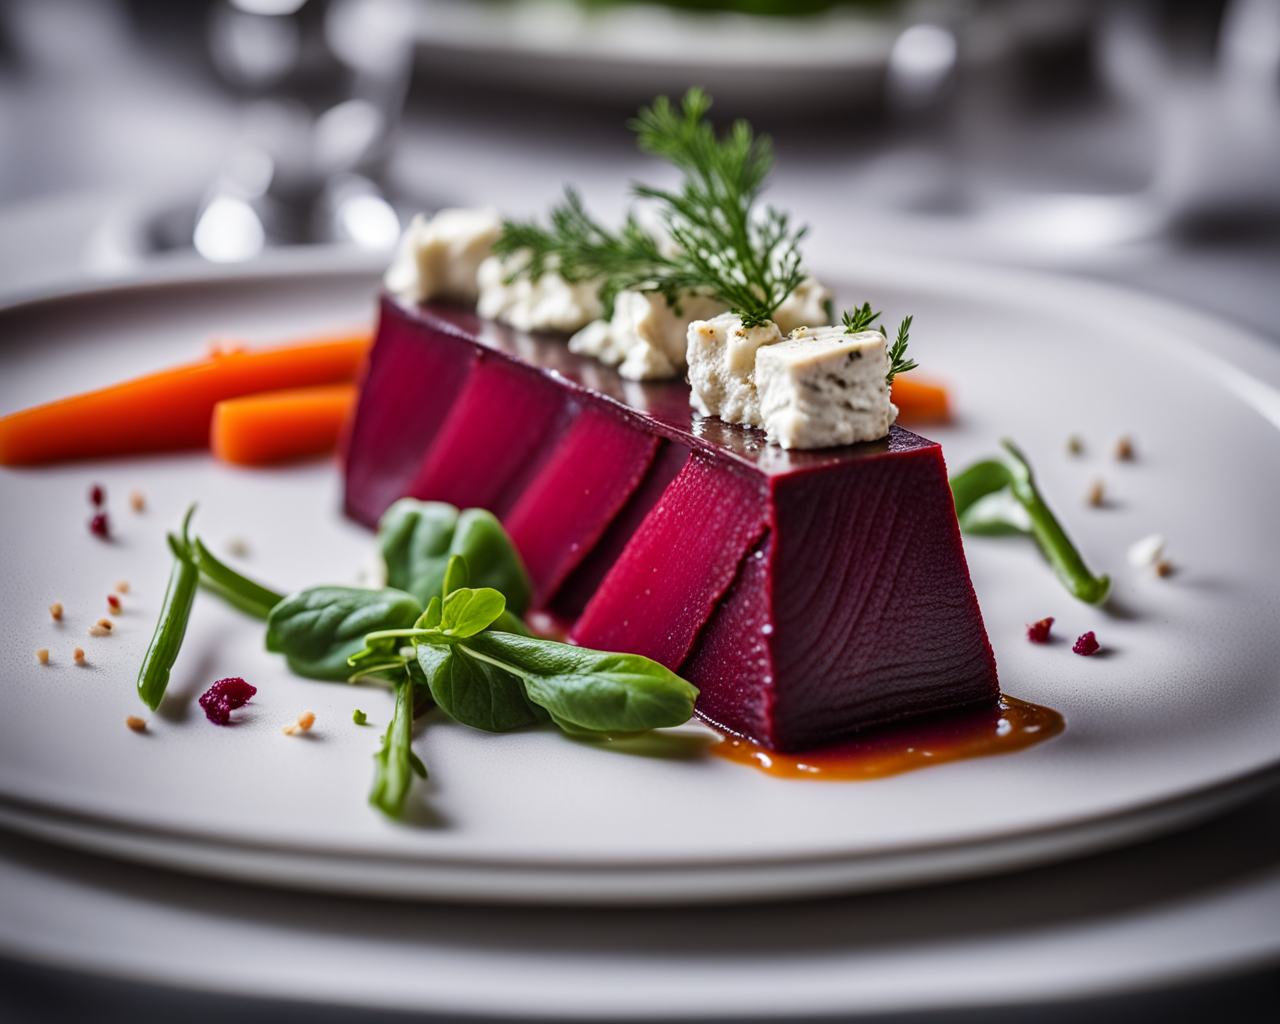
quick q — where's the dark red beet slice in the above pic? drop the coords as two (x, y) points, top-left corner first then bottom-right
(504, 407), (660, 607)
(405, 353), (572, 517)
(549, 440), (690, 622)
(570, 454), (768, 670)
(346, 298), (1000, 750)
(343, 300), (474, 526)
(685, 440), (1000, 751)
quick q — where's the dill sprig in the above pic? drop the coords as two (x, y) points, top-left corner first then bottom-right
(840, 302), (881, 334)
(841, 304), (918, 383)
(629, 88), (806, 328)
(492, 188), (670, 318)
(886, 314), (917, 384)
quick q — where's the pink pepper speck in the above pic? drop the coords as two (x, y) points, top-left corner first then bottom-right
(89, 512), (109, 539)
(199, 677), (257, 725)
(1073, 631), (1100, 656)
(1027, 617), (1054, 643)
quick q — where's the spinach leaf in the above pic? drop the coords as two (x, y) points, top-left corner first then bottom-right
(266, 586), (422, 680)
(377, 500), (457, 606)
(460, 632), (699, 734)
(415, 643), (545, 733)
(376, 500), (531, 615)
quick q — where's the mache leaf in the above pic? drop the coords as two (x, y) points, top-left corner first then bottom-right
(266, 586), (422, 680)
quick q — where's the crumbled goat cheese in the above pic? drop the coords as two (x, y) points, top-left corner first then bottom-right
(570, 289), (729, 380)
(476, 254), (604, 334)
(755, 327), (897, 449)
(384, 208), (503, 304)
(686, 313), (784, 426)
(772, 277), (835, 335)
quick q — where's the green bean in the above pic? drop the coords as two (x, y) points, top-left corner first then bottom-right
(137, 505), (200, 710)
(190, 537), (283, 620)
(1001, 440), (1112, 606)
(368, 673), (426, 818)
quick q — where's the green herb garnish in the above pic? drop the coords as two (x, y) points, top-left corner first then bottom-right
(951, 440), (1111, 605)
(494, 88), (806, 328)
(840, 304), (917, 384)
(352, 709), (368, 725)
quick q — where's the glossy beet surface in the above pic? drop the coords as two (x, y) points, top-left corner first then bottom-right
(344, 297), (999, 751)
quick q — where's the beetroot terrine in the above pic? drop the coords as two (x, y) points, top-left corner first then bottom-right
(344, 295), (999, 752)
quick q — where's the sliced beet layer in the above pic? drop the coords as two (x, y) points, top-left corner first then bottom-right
(504, 407), (660, 608)
(345, 298), (1000, 750)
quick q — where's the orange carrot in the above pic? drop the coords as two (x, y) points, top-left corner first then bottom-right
(891, 374), (950, 424)
(211, 384), (358, 466)
(0, 333), (370, 466)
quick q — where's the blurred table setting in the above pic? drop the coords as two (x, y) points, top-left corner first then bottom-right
(0, 0), (1278, 1020)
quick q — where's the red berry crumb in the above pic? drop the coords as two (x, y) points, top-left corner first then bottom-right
(199, 677), (258, 725)
(107, 594), (122, 613)
(89, 484), (105, 507)
(1073, 631), (1100, 656)
(89, 512), (110, 539)
(1027, 617), (1054, 643)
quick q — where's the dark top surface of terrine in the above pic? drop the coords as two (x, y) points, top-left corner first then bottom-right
(397, 297), (934, 477)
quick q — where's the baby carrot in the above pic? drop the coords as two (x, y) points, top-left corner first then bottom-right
(211, 383), (358, 466)
(0, 332), (370, 466)
(890, 373), (950, 423)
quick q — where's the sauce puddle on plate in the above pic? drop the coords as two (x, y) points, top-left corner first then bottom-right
(711, 695), (1063, 780)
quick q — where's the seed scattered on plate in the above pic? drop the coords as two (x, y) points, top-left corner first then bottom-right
(107, 594), (122, 613)
(49, 601), (63, 622)
(1086, 479), (1105, 507)
(36, 648), (49, 665)
(89, 512), (110, 539)
(129, 490), (145, 512)
(226, 537), (250, 558)
(125, 716), (147, 732)
(1156, 559), (1174, 577)
(1066, 435), (1083, 455)
(115, 580), (130, 593)
(1114, 436), (1134, 460)
(88, 618), (114, 636)
(73, 647), (86, 665)
(89, 483), (105, 507)
(283, 711), (316, 736)
(1127, 533), (1165, 567)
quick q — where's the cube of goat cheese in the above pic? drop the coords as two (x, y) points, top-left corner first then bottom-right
(772, 276), (835, 335)
(476, 254), (604, 333)
(756, 327), (897, 449)
(687, 313), (783, 426)
(384, 208), (502, 304)
(571, 289), (729, 381)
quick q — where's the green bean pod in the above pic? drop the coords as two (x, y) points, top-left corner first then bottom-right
(1001, 440), (1112, 606)
(137, 509), (200, 710)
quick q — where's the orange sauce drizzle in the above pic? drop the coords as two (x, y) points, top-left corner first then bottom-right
(711, 695), (1063, 780)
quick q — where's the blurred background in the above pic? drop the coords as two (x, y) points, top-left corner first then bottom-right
(0, 0), (1278, 340)
(0, 1), (1278, 1020)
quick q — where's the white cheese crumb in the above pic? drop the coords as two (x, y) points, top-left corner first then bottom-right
(686, 313), (783, 426)
(1127, 534), (1165, 568)
(476, 254), (604, 334)
(772, 276), (835, 335)
(571, 289), (729, 381)
(755, 327), (897, 449)
(384, 208), (502, 304)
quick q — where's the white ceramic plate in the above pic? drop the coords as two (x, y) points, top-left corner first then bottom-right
(2, 256), (1279, 904)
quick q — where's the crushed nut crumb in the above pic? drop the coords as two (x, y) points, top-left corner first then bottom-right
(1127, 533), (1165, 568)
(125, 716), (147, 732)
(282, 723), (299, 735)
(1115, 436), (1134, 460)
(226, 537), (249, 558)
(107, 594), (122, 613)
(1086, 479), (1105, 507)
(129, 490), (145, 512)
(1066, 435), (1083, 455)
(49, 602), (63, 622)
(1156, 559), (1174, 577)
(115, 580), (130, 593)
(73, 647), (86, 665)
(36, 648), (49, 665)
(88, 619), (114, 636)
(296, 711), (315, 731)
